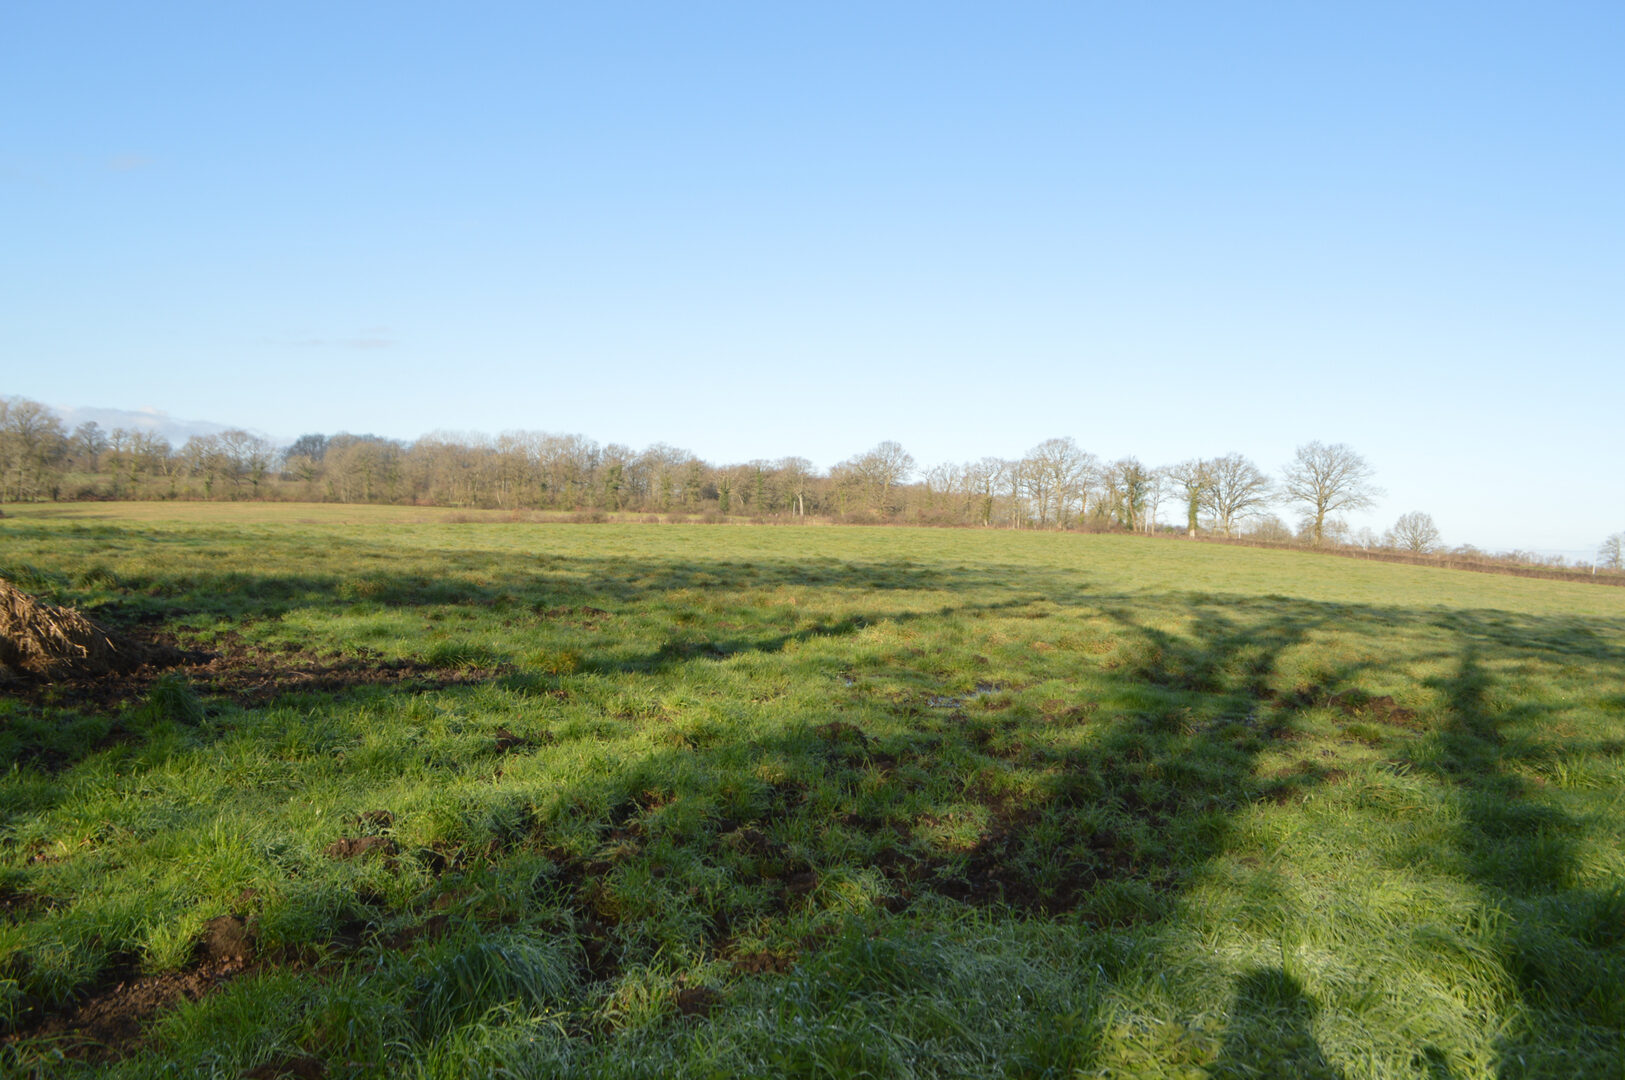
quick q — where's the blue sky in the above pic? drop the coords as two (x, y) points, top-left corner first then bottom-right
(3, 3), (1621, 553)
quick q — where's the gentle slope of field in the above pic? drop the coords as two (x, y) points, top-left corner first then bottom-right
(2, 504), (1622, 1078)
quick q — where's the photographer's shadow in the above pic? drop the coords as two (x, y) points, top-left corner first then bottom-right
(1211, 967), (1346, 1080)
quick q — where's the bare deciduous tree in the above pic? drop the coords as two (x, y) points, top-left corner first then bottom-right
(1600, 533), (1625, 571)
(217, 429), (275, 496)
(1022, 437), (1095, 527)
(1105, 457), (1156, 531)
(1165, 459), (1210, 537)
(633, 443), (692, 513)
(282, 433), (329, 485)
(325, 435), (402, 503)
(0, 397), (68, 502)
(1196, 456), (1264, 536)
(72, 421), (109, 472)
(1001, 458), (1026, 528)
(1198, 453), (1272, 537)
(1385, 511), (1442, 553)
(1351, 526), (1382, 549)
(1142, 466), (1167, 533)
(843, 441), (916, 518)
(180, 434), (226, 498)
(919, 462), (959, 520)
(775, 457), (815, 518)
(1282, 441), (1382, 545)
(963, 457), (1003, 527)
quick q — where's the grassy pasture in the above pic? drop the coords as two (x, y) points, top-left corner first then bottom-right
(1, 503), (1623, 1078)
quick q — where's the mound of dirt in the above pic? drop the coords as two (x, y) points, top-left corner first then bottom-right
(324, 836), (397, 860)
(0, 578), (181, 680)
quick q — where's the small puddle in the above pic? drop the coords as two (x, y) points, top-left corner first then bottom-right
(927, 683), (1003, 709)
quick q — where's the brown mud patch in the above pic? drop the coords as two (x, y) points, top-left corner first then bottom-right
(1, 579), (184, 680)
(323, 836), (398, 861)
(12, 964), (242, 1062)
(8, 872), (554, 1063)
(673, 985), (721, 1017)
(199, 915), (255, 966)
(242, 1052), (327, 1079)
(730, 950), (797, 976)
(1328, 690), (1418, 727)
(1281, 684), (1419, 728)
(4, 626), (500, 715)
(4, 920), (258, 1065)
(493, 725), (555, 754)
(866, 807), (1140, 917)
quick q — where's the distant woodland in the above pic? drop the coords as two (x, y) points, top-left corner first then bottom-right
(3, 395), (1621, 577)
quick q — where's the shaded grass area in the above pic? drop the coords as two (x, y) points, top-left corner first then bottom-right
(0, 509), (1622, 1077)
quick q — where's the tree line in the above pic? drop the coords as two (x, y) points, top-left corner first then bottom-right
(2, 394), (1619, 570)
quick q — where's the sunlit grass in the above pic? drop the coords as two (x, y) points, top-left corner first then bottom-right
(0, 504), (1621, 1077)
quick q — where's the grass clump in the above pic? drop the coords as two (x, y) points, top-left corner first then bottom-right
(413, 932), (577, 1036)
(422, 641), (502, 670)
(139, 673), (205, 726)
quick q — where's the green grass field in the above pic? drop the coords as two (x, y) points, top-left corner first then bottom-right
(2, 503), (1623, 1078)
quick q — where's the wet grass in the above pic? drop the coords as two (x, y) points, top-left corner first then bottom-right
(0, 504), (1622, 1077)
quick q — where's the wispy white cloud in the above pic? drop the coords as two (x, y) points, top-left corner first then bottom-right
(107, 153), (152, 172)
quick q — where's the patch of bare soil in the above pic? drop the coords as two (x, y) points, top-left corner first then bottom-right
(729, 950), (797, 975)
(1281, 684), (1419, 728)
(880, 808), (1131, 916)
(200, 915), (255, 965)
(673, 985), (721, 1017)
(323, 836), (398, 861)
(4, 625), (500, 714)
(4, 916), (257, 1064)
(14, 965), (238, 1061)
(177, 631), (503, 705)
(0, 579), (183, 680)
(242, 1052), (327, 1079)
(493, 725), (552, 754)
(1328, 690), (1419, 727)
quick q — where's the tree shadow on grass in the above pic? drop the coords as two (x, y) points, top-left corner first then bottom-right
(460, 593), (1371, 1074)
(1, 578), (1361, 1069)
(1407, 645), (1625, 1076)
(3, 539), (1623, 1072)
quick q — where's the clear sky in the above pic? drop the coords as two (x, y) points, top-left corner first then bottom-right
(4, 3), (1621, 554)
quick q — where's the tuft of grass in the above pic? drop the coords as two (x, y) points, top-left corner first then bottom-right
(141, 672), (206, 725)
(422, 641), (502, 670)
(414, 932), (577, 1036)
(529, 647), (580, 676)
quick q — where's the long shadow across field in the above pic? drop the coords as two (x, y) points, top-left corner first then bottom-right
(358, 589), (1362, 1073)
(1403, 644), (1625, 1076)
(3, 539), (1623, 1073)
